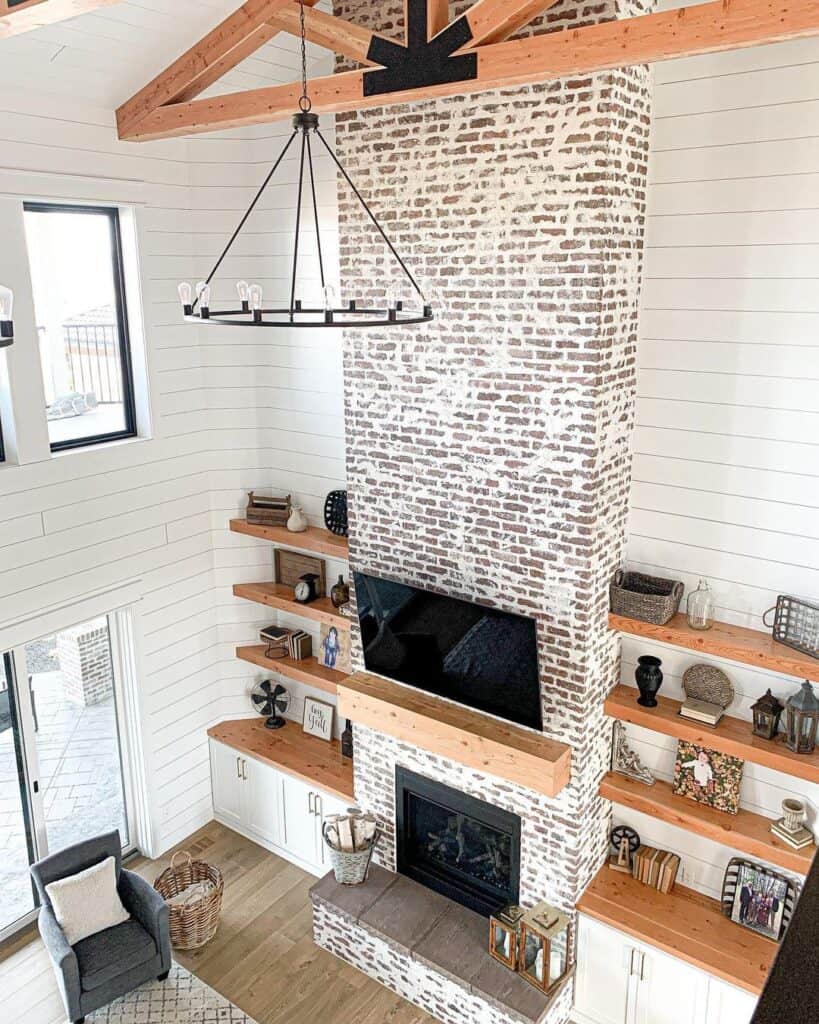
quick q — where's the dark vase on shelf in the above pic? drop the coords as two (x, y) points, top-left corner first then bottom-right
(341, 719), (354, 760)
(635, 656), (663, 708)
(331, 574), (350, 609)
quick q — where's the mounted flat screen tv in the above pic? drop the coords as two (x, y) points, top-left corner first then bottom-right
(354, 572), (542, 731)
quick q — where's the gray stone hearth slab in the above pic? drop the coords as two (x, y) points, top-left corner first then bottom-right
(311, 868), (564, 1024)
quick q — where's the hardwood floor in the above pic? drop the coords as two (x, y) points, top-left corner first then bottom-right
(0, 821), (436, 1023)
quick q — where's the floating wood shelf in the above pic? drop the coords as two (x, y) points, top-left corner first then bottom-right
(606, 685), (819, 784)
(230, 518), (349, 559)
(233, 582), (351, 630)
(337, 671), (571, 798)
(208, 717), (354, 801)
(610, 612), (819, 684)
(236, 644), (346, 695)
(606, 688), (818, 782)
(600, 772), (816, 876)
(577, 866), (775, 994)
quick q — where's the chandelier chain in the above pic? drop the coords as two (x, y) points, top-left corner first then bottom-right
(298, 0), (311, 112)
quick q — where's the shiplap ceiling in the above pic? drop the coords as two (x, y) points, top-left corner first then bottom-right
(0, 0), (323, 107)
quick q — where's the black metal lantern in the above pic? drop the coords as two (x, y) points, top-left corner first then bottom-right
(177, 0), (431, 331)
(751, 688), (785, 741)
(784, 681), (819, 754)
(0, 284), (13, 347)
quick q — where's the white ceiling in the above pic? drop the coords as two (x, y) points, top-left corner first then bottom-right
(0, 0), (331, 110)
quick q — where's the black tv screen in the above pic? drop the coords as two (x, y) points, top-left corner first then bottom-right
(354, 572), (542, 731)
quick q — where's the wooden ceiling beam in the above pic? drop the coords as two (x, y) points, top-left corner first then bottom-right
(463, 0), (560, 46)
(268, 4), (389, 67)
(424, 0), (449, 40)
(119, 0), (819, 143)
(115, 0), (317, 140)
(0, 0), (121, 38)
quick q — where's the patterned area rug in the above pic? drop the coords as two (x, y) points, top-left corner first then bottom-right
(87, 963), (258, 1022)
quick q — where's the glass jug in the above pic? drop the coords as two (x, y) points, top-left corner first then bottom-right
(686, 578), (714, 631)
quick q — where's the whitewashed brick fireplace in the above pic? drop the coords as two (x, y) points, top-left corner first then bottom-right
(314, 2), (653, 1020)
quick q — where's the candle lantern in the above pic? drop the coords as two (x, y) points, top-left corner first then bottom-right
(518, 902), (572, 995)
(751, 689), (785, 741)
(784, 681), (819, 754)
(489, 904), (525, 971)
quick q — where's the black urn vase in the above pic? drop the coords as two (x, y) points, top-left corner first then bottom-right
(635, 656), (663, 708)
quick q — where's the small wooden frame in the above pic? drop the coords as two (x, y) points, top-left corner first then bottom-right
(274, 548), (326, 594)
(303, 696), (334, 741)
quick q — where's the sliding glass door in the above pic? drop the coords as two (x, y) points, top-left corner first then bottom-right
(0, 615), (135, 940)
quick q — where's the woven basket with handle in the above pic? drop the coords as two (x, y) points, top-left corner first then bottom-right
(153, 850), (223, 950)
(610, 570), (684, 626)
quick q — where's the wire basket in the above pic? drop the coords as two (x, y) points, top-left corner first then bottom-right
(610, 570), (684, 626)
(322, 822), (381, 885)
(153, 850), (224, 950)
(764, 595), (819, 661)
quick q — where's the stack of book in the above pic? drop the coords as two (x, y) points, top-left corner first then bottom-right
(632, 846), (680, 894)
(679, 697), (724, 727)
(259, 625), (312, 661)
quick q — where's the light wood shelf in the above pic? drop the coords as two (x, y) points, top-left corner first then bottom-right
(208, 717), (354, 801)
(600, 771), (816, 876)
(230, 518), (349, 559)
(577, 866), (775, 994)
(606, 684), (819, 785)
(610, 611), (819, 684)
(233, 582), (351, 630)
(338, 671), (571, 798)
(237, 644), (346, 695)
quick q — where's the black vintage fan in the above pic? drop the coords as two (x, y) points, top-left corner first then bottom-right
(251, 681), (290, 730)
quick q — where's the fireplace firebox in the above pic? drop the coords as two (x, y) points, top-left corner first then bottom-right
(395, 767), (521, 917)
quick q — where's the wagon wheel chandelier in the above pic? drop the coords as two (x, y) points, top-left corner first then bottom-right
(178, 0), (432, 329)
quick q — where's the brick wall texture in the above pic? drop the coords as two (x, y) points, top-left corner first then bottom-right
(57, 618), (114, 706)
(315, 2), (652, 1020)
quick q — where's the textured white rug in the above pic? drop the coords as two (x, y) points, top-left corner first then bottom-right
(87, 963), (258, 1022)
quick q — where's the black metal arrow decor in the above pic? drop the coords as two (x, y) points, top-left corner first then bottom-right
(364, 0), (477, 97)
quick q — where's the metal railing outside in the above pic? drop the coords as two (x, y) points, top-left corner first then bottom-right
(63, 323), (123, 404)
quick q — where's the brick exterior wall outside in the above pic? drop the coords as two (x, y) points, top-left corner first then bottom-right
(57, 618), (114, 706)
(313, 3), (652, 1020)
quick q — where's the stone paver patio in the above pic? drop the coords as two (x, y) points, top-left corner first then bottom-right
(0, 671), (128, 933)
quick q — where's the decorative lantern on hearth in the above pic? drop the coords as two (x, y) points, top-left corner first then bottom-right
(751, 688), (785, 741)
(518, 902), (572, 994)
(784, 681), (819, 754)
(489, 904), (525, 971)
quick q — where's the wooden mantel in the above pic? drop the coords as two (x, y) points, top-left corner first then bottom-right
(337, 671), (571, 798)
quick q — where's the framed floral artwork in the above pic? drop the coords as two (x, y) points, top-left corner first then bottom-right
(671, 741), (744, 815)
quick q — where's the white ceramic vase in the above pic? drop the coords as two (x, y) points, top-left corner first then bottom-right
(287, 505), (308, 532)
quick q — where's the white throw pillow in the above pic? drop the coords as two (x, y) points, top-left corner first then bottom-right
(45, 855), (130, 946)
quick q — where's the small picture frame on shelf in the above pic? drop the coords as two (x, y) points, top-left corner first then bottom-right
(318, 621), (351, 675)
(672, 741), (744, 816)
(721, 858), (798, 943)
(303, 696), (334, 741)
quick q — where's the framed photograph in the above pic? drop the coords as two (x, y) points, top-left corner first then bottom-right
(318, 621), (351, 675)
(303, 696), (334, 741)
(672, 741), (744, 815)
(721, 858), (799, 942)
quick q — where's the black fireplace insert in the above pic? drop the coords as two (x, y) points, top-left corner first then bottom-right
(395, 767), (521, 917)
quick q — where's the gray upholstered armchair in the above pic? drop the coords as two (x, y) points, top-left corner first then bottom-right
(30, 831), (171, 1024)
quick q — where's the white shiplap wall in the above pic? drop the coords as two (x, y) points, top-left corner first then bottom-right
(621, 21), (819, 898)
(0, 2), (345, 855)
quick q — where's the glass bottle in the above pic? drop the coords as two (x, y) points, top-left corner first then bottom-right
(686, 578), (714, 631)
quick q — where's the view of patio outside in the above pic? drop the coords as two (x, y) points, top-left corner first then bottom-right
(0, 625), (129, 935)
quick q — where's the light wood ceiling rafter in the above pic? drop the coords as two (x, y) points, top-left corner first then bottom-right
(0, 0), (121, 38)
(117, 0), (819, 142)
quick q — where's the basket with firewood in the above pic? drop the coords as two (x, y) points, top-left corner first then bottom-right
(322, 810), (382, 885)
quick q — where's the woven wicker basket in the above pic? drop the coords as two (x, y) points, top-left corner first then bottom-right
(322, 822), (381, 885)
(610, 570), (684, 626)
(154, 851), (223, 950)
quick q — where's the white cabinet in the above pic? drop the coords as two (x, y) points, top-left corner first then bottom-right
(209, 738), (352, 876)
(574, 916), (753, 1024)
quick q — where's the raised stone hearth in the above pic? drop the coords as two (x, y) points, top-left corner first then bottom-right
(311, 865), (572, 1024)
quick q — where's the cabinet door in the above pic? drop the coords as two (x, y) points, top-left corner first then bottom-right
(210, 740), (245, 829)
(706, 979), (757, 1024)
(315, 790), (353, 870)
(574, 916), (633, 1024)
(243, 755), (282, 847)
(634, 945), (708, 1024)
(280, 773), (320, 868)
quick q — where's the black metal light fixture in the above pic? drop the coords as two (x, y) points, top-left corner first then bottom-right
(0, 284), (13, 347)
(178, 0), (431, 330)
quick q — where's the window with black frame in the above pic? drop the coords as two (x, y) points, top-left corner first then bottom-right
(23, 203), (137, 452)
